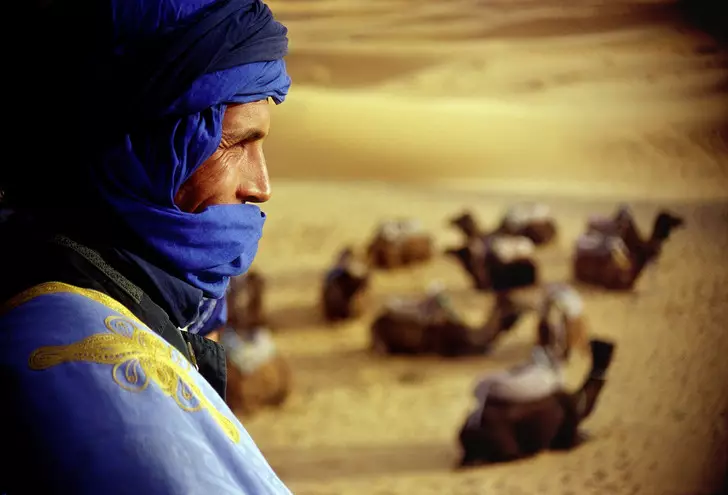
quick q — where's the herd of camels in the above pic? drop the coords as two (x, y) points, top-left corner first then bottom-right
(219, 203), (685, 466)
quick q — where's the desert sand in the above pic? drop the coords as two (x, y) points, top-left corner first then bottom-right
(264, 0), (728, 200)
(238, 1), (727, 494)
(243, 185), (728, 495)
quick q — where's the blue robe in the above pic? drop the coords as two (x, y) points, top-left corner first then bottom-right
(0, 282), (291, 494)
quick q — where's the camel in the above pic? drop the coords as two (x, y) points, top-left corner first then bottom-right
(321, 247), (370, 322)
(449, 205), (557, 247)
(587, 205), (682, 255)
(222, 326), (292, 416)
(445, 235), (539, 292)
(497, 203), (558, 246)
(366, 218), (434, 269)
(457, 338), (616, 466)
(227, 269), (266, 330)
(370, 285), (529, 357)
(574, 211), (685, 290)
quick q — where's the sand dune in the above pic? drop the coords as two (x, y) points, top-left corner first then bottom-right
(263, 0), (728, 199)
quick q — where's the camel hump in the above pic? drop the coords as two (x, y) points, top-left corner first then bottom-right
(378, 221), (401, 241)
(426, 280), (446, 296)
(348, 259), (368, 278)
(546, 283), (583, 318)
(222, 327), (277, 375)
(384, 295), (411, 309)
(605, 236), (632, 269)
(577, 232), (622, 253)
(615, 204), (634, 221)
(587, 215), (616, 234)
(490, 235), (535, 262)
(503, 202), (552, 229)
(398, 218), (423, 233)
(577, 232), (631, 266)
(378, 218), (424, 242)
(384, 297), (422, 317)
(477, 352), (564, 403)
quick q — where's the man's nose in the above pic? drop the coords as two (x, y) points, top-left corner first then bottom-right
(238, 153), (271, 203)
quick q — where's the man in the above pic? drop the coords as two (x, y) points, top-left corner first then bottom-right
(0, 0), (293, 493)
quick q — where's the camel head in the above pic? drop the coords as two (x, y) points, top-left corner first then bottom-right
(589, 339), (616, 374)
(332, 247), (369, 283)
(652, 211), (685, 241)
(449, 211), (479, 237)
(333, 267), (369, 299)
(445, 245), (472, 271)
(335, 247), (355, 265)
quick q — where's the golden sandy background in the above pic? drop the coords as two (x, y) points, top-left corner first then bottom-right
(242, 1), (728, 494)
(264, 0), (728, 200)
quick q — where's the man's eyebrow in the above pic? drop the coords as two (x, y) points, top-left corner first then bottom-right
(223, 127), (267, 143)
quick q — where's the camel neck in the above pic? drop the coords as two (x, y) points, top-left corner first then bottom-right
(574, 371), (608, 421)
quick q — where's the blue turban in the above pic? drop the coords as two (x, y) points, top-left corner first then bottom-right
(42, 0), (291, 299)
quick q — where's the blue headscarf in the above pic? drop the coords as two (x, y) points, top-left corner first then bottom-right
(84, 0), (290, 299)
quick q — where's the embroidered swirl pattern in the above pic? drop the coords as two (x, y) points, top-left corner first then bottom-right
(28, 315), (240, 443)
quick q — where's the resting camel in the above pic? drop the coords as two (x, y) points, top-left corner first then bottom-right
(227, 269), (266, 330)
(222, 326), (292, 416)
(370, 286), (529, 357)
(449, 205), (557, 247)
(366, 219), (434, 269)
(446, 234), (539, 292)
(574, 211), (685, 290)
(321, 247), (370, 322)
(458, 338), (616, 466)
(497, 203), (557, 245)
(586, 204), (675, 255)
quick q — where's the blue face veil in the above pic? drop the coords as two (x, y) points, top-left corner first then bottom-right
(46, 0), (291, 299)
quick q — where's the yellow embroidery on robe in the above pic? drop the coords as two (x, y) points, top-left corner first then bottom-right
(1, 281), (141, 325)
(28, 315), (240, 444)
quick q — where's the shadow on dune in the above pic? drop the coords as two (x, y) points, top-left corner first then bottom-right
(265, 442), (457, 482)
